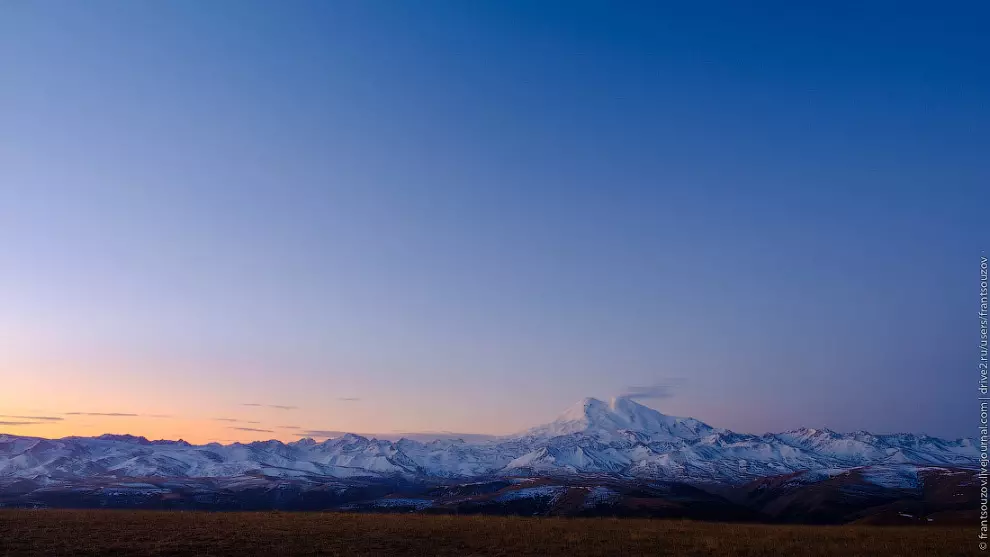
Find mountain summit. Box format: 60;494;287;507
522;396;715;442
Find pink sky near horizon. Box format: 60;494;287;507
1;1;978;443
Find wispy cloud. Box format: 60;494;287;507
277;425;301;429
388;431;498;443
241;403;298;410
0;415;63;421
338;397;360;402
65;412;139;417
213;418;261;424
618;379;686;401
62;412;172;419
229;427;274;433
301;429;349;438
297;429;497;442
0;420;43;426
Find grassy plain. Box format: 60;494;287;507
0;510;972;556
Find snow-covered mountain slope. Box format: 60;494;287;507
0;397;977;485
519;397;715;443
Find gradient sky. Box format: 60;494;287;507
1;1;986;443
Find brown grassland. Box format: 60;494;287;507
0;510;973;556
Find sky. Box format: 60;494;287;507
0;1;986;443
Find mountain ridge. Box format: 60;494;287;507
0;397;977;486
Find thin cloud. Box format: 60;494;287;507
65;412;139;417
229;427;274;433
213;418;261;424
296;429;497;443
618;379;686;401
277;425;301;429
0;420;43;426
241;403;298;410
0;415;63;421
301;429;349;438
387;431;498;443
338;397;360;402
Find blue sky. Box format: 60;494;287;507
0;1;986;441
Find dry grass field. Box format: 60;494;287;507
0;510;972;556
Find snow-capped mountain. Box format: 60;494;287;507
519;397;716;443
0;397;977;485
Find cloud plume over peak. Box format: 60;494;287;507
618;379;685;401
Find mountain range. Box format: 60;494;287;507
0;397;975;484
0;397;978;522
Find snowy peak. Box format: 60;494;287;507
609;396;716;441
558;397;611;423
94;434;152;445
548;397;615;433
523;396;715;442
